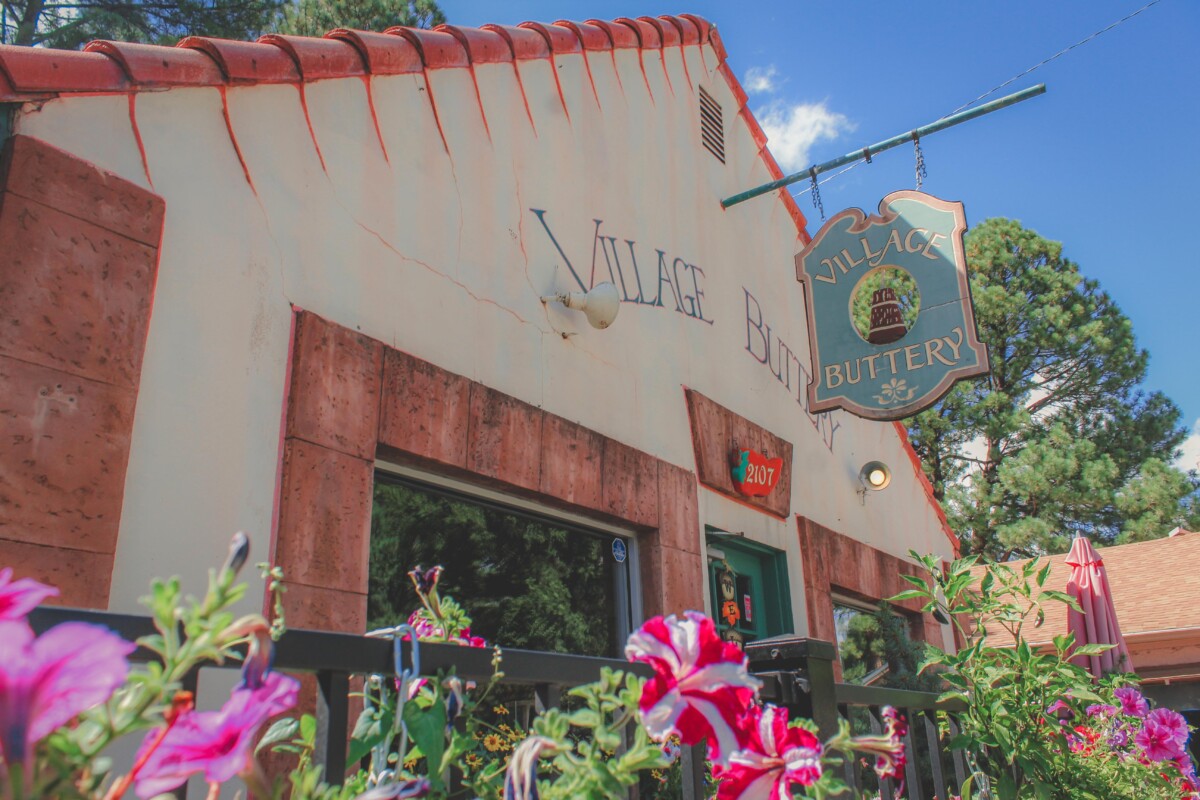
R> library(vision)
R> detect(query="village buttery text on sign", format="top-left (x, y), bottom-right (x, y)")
top-left (795, 191), bottom-right (989, 420)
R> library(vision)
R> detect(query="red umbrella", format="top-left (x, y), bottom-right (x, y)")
top-left (1065, 536), bottom-right (1133, 677)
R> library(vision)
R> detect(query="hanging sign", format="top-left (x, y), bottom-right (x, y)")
top-left (730, 448), bottom-right (783, 497)
top-left (795, 190), bottom-right (989, 420)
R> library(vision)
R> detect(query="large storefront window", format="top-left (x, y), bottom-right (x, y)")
top-left (369, 469), bottom-right (637, 658)
top-left (833, 596), bottom-right (917, 685)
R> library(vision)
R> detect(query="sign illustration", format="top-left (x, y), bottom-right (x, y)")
top-left (794, 190), bottom-right (989, 420)
top-left (730, 448), bottom-right (784, 497)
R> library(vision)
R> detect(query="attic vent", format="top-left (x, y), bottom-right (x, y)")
top-left (699, 86), bottom-right (725, 164)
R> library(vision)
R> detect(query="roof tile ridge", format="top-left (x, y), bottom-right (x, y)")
top-left (384, 26), bottom-right (469, 69)
top-left (83, 40), bottom-right (224, 87)
top-left (614, 17), bottom-right (661, 49)
top-left (0, 45), bottom-right (129, 98)
top-left (479, 24), bottom-right (551, 61)
top-left (176, 37), bottom-right (300, 84)
top-left (256, 33), bottom-right (366, 80)
top-left (555, 20), bottom-right (612, 52)
top-left (639, 16), bottom-right (680, 48)
top-left (325, 29), bottom-right (424, 74)
top-left (660, 15), bottom-right (701, 46)
top-left (516, 20), bottom-right (582, 54)
top-left (435, 24), bottom-right (513, 64)
top-left (583, 18), bottom-right (638, 50)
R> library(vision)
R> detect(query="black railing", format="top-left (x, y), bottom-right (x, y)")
top-left (30, 609), bottom-right (964, 799)
top-left (746, 634), bottom-right (969, 800)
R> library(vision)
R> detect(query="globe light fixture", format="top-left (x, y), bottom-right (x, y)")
top-left (859, 461), bottom-right (892, 491)
top-left (540, 282), bottom-right (620, 330)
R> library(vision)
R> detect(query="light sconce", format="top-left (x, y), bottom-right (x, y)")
top-left (540, 282), bottom-right (621, 330)
top-left (857, 461), bottom-right (892, 501)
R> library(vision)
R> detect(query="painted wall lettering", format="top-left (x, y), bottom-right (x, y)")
top-left (530, 209), bottom-right (714, 325)
top-left (744, 288), bottom-right (840, 453)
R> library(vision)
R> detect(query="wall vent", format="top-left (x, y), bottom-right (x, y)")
top-left (699, 86), bottom-right (725, 164)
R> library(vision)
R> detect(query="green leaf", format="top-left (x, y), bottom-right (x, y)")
top-left (887, 589), bottom-right (928, 603)
top-left (347, 704), bottom-right (394, 766)
top-left (256, 717), bottom-right (300, 754)
top-left (1038, 590), bottom-right (1083, 613)
top-left (1071, 643), bottom-right (1116, 657)
top-left (299, 713), bottom-right (317, 745)
top-left (403, 698), bottom-right (447, 790)
top-left (1035, 561), bottom-right (1052, 588)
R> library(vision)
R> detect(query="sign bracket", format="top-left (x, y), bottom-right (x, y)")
top-left (721, 84), bottom-right (1046, 209)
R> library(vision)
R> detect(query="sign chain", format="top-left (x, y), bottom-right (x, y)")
top-left (809, 168), bottom-right (825, 221)
top-left (912, 132), bottom-right (928, 190)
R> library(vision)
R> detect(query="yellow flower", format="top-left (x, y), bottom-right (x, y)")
top-left (464, 753), bottom-right (484, 769)
top-left (493, 704), bottom-right (510, 715)
top-left (483, 733), bottom-right (507, 752)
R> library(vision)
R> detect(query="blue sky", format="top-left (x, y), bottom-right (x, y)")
top-left (444, 1), bottom-right (1200, 467)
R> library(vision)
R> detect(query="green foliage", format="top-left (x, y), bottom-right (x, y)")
top-left (896, 552), bottom-right (1192, 799)
top-left (904, 218), bottom-right (1197, 559)
top-left (837, 602), bottom-right (943, 692)
top-left (849, 266), bottom-right (921, 341)
top-left (272, 0), bottom-right (442, 37)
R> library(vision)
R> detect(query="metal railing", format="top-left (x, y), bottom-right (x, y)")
top-left (30, 609), bottom-right (965, 799)
top-left (746, 634), bottom-right (969, 800)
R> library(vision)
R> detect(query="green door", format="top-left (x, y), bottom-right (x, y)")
top-left (707, 531), bottom-right (793, 647)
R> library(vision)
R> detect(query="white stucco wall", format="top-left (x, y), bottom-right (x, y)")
top-left (14, 38), bottom-right (956, 634)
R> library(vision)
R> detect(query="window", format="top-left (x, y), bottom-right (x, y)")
top-left (832, 594), bottom-right (916, 685)
top-left (369, 465), bottom-right (639, 658)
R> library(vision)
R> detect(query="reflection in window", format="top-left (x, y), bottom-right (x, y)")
top-left (369, 473), bottom-right (633, 658)
top-left (834, 601), bottom-right (890, 685)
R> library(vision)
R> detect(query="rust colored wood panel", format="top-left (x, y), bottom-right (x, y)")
top-left (466, 384), bottom-right (543, 493)
top-left (539, 413), bottom-right (604, 511)
top-left (0, 134), bottom-right (164, 247)
top-left (287, 311), bottom-right (383, 461)
top-left (0, 538), bottom-right (115, 609)
top-left (379, 347), bottom-right (471, 470)
top-left (0, 194), bottom-right (158, 389)
top-left (0, 357), bottom-right (136, 554)
top-left (684, 389), bottom-right (793, 518)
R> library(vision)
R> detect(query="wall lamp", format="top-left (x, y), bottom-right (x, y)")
top-left (857, 461), bottom-right (891, 503)
top-left (540, 282), bottom-right (620, 330)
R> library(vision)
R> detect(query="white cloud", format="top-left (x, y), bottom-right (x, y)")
top-left (743, 65), bottom-right (778, 95)
top-left (755, 101), bottom-right (855, 173)
top-left (1176, 418), bottom-right (1200, 473)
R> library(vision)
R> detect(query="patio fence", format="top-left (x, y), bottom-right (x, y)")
top-left (29, 609), bottom-right (967, 799)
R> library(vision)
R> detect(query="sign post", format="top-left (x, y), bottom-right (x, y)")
top-left (795, 190), bottom-right (988, 420)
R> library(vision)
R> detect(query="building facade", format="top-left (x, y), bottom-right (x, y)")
top-left (0, 14), bottom-right (958, 671)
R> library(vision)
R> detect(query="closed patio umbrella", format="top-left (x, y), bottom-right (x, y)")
top-left (1065, 536), bottom-right (1133, 677)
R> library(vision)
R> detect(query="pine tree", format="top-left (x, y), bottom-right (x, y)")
top-left (905, 218), bottom-right (1198, 560)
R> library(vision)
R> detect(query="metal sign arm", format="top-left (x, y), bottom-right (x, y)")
top-left (721, 84), bottom-right (1046, 209)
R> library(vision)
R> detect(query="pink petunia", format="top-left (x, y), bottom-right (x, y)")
top-left (0, 569), bottom-right (58, 621)
top-left (713, 705), bottom-right (823, 800)
top-left (1114, 687), bottom-right (1149, 718)
top-left (625, 612), bottom-right (762, 766)
top-left (133, 671), bottom-right (299, 798)
top-left (1145, 707), bottom-right (1190, 747)
top-left (0, 619), bottom-right (135, 766)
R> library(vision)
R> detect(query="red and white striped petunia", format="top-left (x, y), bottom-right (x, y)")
top-left (625, 611), bottom-right (762, 765)
top-left (714, 704), bottom-right (823, 800)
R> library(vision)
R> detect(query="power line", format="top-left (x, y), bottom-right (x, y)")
top-left (789, 0), bottom-right (1164, 201)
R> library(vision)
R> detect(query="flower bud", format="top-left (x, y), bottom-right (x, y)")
top-left (222, 531), bottom-right (251, 579)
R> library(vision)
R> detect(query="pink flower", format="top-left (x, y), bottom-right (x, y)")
top-left (1114, 687), bottom-right (1149, 718)
top-left (0, 619), bottom-right (134, 766)
top-left (625, 612), bottom-right (762, 765)
top-left (1135, 707), bottom-right (1191, 763)
top-left (850, 706), bottom-right (908, 785)
top-left (133, 671), bottom-right (299, 798)
top-left (0, 569), bottom-right (57, 621)
top-left (713, 705), bottom-right (823, 799)
top-left (1146, 707), bottom-right (1190, 747)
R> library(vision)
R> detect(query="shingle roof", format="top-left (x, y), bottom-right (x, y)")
top-left (974, 531), bottom-right (1200, 647)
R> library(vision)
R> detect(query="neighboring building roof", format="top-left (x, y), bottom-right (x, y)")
top-left (976, 531), bottom-right (1200, 648)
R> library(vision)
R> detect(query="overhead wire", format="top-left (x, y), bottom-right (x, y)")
top-left (786, 0), bottom-right (1165, 200)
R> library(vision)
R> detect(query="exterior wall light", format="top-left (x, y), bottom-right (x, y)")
top-left (541, 282), bottom-right (620, 330)
top-left (859, 461), bottom-right (892, 492)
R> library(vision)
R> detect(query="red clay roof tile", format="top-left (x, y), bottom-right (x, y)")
top-left (83, 41), bottom-right (224, 86)
top-left (436, 25), bottom-right (513, 64)
top-left (479, 24), bottom-right (551, 61)
top-left (325, 29), bottom-right (423, 74)
top-left (662, 15), bottom-right (700, 46)
top-left (257, 34), bottom-right (365, 79)
top-left (384, 27), bottom-right (468, 69)
top-left (515, 21), bottom-right (581, 55)
top-left (616, 17), bottom-right (661, 49)
top-left (642, 17), bottom-right (681, 48)
top-left (554, 20), bottom-right (610, 52)
top-left (0, 47), bottom-right (127, 93)
top-left (583, 19), bottom-right (639, 50)
top-left (176, 37), bottom-right (300, 83)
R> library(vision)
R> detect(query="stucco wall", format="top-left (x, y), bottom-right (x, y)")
top-left (8, 30), bottom-right (956, 635)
